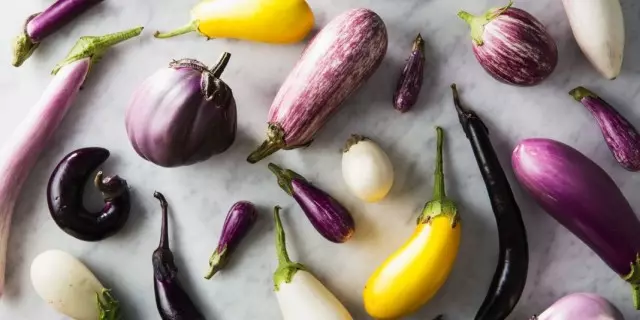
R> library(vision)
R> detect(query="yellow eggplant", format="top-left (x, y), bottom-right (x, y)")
top-left (363, 127), bottom-right (460, 319)
top-left (154, 0), bottom-right (314, 44)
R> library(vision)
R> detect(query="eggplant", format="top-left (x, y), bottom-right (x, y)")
top-left (532, 293), bottom-right (624, 320)
top-left (47, 147), bottom-right (130, 242)
top-left (268, 163), bottom-right (355, 243)
top-left (393, 34), bottom-right (426, 113)
top-left (205, 201), bottom-right (257, 279)
top-left (569, 86), bottom-right (640, 171)
top-left (512, 138), bottom-right (640, 308)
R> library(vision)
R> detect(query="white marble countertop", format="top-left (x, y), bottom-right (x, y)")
top-left (1, 0), bottom-right (640, 319)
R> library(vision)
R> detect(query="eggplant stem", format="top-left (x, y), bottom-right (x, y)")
top-left (412, 34), bottom-right (425, 54)
top-left (154, 20), bottom-right (199, 39)
top-left (623, 254), bottom-right (640, 309)
top-left (457, 1), bottom-right (512, 46)
top-left (633, 285), bottom-right (640, 310)
top-left (12, 13), bottom-right (41, 67)
top-left (97, 288), bottom-right (121, 320)
top-left (342, 134), bottom-right (368, 153)
top-left (248, 124), bottom-right (288, 163)
top-left (568, 86), bottom-right (598, 101)
top-left (204, 246), bottom-right (227, 280)
top-left (432, 127), bottom-right (446, 201)
top-left (154, 192), bottom-right (170, 249)
top-left (273, 206), bottom-right (305, 291)
top-left (211, 52), bottom-right (231, 78)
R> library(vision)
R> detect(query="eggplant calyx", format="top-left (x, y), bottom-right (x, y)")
top-left (622, 254), bottom-right (640, 309)
top-left (412, 34), bottom-right (425, 55)
top-left (457, 1), bottom-right (513, 46)
top-left (569, 86), bottom-right (598, 102)
top-left (94, 172), bottom-right (128, 200)
top-left (342, 134), bottom-right (369, 153)
top-left (204, 246), bottom-right (228, 280)
top-left (154, 20), bottom-right (201, 39)
top-left (268, 163), bottom-right (306, 196)
top-left (97, 288), bottom-right (121, 320)
top-left (273, 206), bottom-right (306, 291)
top-left (247, 124), bottom-right (288, 163)
top-left (12, 13), bottom-right (41, 67)
top-left (171, 53), bottom-right (232, 101)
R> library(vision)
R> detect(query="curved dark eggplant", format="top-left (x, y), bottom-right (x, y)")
top-left (47, 147), bottom-right (130, 241)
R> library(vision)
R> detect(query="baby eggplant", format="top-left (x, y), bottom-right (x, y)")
top-left (47, 147), bottom-right (130, 241)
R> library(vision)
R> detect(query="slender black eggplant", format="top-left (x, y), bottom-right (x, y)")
top-left (451, 84), bottom-right (529, 320)
top-left (152, 192), bottom-right (205, 320)
top-left (47, 147), bottom-right (130, 241)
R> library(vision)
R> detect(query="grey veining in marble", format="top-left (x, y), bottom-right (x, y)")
top-left (1, 0), bottom-right (640, 319)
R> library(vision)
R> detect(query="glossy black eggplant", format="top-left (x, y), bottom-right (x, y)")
top-left (47, 147), bottom-right (130, 241)
top-left (152, 192), bottom-right (205, 320)
top-left (451, 84), bottom-right (529, 320)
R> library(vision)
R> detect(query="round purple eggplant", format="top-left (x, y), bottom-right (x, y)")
top-left (268, 163), bottom-right (355, 243)
top-left (393, 34), bottom-right (426, 113)
top-left (532, 293), bottom-right (624, 320)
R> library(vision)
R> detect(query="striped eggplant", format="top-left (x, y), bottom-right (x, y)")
top-left (393, 34), bottom-right (425, 113)
top-left (458, 2), bottom-right (558, 86)
top-left (247, 8), bottom-right (388, 163)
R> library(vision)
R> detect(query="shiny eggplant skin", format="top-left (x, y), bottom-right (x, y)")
top-left (47, 147), bottom-right (130, 241)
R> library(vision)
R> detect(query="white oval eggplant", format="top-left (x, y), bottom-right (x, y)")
top-left (341, 135), bottom-right (394, 202)
top-left (30, 250), bottom-right (120, 320)
top-left (562, 0), bottom-right (625, 79)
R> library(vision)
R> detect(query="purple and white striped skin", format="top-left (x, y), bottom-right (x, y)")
top-left (247, 8), bottom-right (388, 163)
top-left (126, 54), bottom-right (237, 168)
top-left (458, 2), bottom-right (558, 86)
top-left (532, 293), bottom-right (624, 320)
top-left (393, 34), bottom-right (425, 113)
top-left (512, 138), bottom-right (640, 308)
top-left (268, 163), bottom-right (355, 243)
top-left (0, 26), bottom-right (141, 296)
top-left (205, 201), bottom-right (257, 279)
top-left (570, 86), bottom-right (640, 171)
top-left (12, 0), bottom-right (104, 67)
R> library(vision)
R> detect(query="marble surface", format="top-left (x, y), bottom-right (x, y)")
top-left (1, 0), bottom-right (640, 319)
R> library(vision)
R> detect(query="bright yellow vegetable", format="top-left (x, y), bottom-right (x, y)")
top-left (363, 127), bottom-right (460, 320)
top-left (154, 0), bottom-right (315, 44)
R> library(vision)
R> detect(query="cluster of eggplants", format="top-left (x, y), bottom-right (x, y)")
top-left (569, 86), bottom-right (640, 171)
top-left (512, 138), bottom-right (640, 308)
top-left (268, 163), bottom-right (355, 243)
top-left (393, 34), bottom-right (425, 112)
top-left (458, 2), bottom-right (558, 86)
top-left (126, 53), bottom-right (237, 167)
top-left (532, 293), bottom-right (624, 320)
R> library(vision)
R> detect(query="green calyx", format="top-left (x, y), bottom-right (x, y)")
top-left (12, 13), bottom-right (40, 67)
top-left (154, 20), bottom-right (204, 39)
top-left (204, 246), bottom-right (227, 280)
top-left (342, 134), bottom-right (368, 153)
top-left (457, 1), bottom-right (513, 46)
top-left (97, 288), bottom-right (121, 320)
top-left (247, 124), bottom-right (287, 164)
top-left (52, 26), bottom-right (144, 75)
top-left (273, 206), bottom-right (306, 291)
top-left (417, 127), bottom-right (459, 227)
top-left (267, 163), bottom-right (306, 196)
top-left (622, 254), bottom-right (640, 309)
top-left (569, 86), bottom-right (598, 102)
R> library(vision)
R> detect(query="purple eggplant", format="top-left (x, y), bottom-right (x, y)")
top-left (570, 86), bottom-right (640, 171)
top-left (152, 192), bottom-right (205, 320)
top-left (47, 147), bottom-right (130, 241)
top-left (393, 34), bottom-right (425, 113)
top-left (13, 0), bottom-right (104, 67)
top-left (268, 163), bottom-right (355, 243)
top-left (532, 293), bottom-right (624, 320)
top-left (126, 53), bottom-right (237, 168)
top-left (204, 201), bottom-right (257, 279)
top-left (457, 2), bottom-right (558, 86)
top-left (512, 138), bottom-right (640, 308)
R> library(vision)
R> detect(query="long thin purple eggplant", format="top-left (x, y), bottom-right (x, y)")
top-left (570, 86), bottom-right (640, 171)
top-left (12, 0), bottom-right (104, 67)
top-left (393, 34), bottom-right (425, 113)
top-left (268, 163), bottom-right (355, 243)
top-left (204, 201), bottom-right (257, 279)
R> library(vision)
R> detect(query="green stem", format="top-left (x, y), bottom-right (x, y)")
top-left (569, 86), bottom-right (598, 101)
top-left (623, 254), bottom-right (640, 309)
top-left (268, 163), bottom-right (306, 196)
top-left (457, 1), bottom-right (513, 46)
top-left (633, 285), bottom-right (640, 310)
top-left (457, 11), bottom-right (475, 24)
top-left (247, 124), bottom-right (287, 164)
top-left (154, 20), bottom-right (199, 39)
top-left (432, 127), bottom-right (446, 201)
top-left (273, 206), bottom-right (305, 291)
top-left (97, 288), bottom-right (121, 320)
top-left (204, 247), bottom-right (227, 280)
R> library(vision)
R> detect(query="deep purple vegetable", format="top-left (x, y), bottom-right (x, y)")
top-left (268, 163), bottom-right (355, 243)
top-left (247, 8), bottom-right (388, 163)
top-left (457, 1), bottom-right (558, 86)
top-left (126, 53), bottom-right (237, 168)
top-left (512, 138), bottom-right (640, 308)
top-left (0, 26), bottom-right (141, 297)
top-left (393, 34), bottom-right (425, 113)
top-left (532, 293), bottom-right (624, 320)
top-left (204, 201), bottom-right (257, 279)
top-left (12, 0), bottom-right (104, 67)
top-left (152, 192), bottom-right (205, 320)
top-left (569, 86), bottom-right (640, 171)
top-left (47, 147), bottom-right (130, 242)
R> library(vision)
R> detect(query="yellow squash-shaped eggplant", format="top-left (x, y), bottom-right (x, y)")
top-left (154, 0), bottom-right (314, 44)
top-left (363, 127), bottom-right (461, 319)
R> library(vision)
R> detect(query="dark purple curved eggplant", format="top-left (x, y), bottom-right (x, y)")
top-left (204, 201), bottom-right (257, 279)
top-left (267, 163), bottom-right (355, 243)
top-left (47, 147), bottom-right (130, 241)
top-left (393, 34), bottom-right (425, 113)
top-left (153, 192), bottom-right (205, 320)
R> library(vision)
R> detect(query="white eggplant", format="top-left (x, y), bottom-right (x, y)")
top-left (562, 0), bottom-right (625, 79)
top-left (341, 135), bottom-right (394, 202)
top-left (272, 207), bottom-right (353, 320)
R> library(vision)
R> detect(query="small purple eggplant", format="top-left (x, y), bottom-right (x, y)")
top-left (393, 34), bottom-right (425, 113)
top-left (13, 0), bottom-right (104, 67)
top-left (570, 86), bottom-right (640, 171)
top-left (268, 163), bottom-right (355, 243)
top-left (532, 293), bottom-right (624, 320)
top-left (204, 201), bottom-right (257, 279)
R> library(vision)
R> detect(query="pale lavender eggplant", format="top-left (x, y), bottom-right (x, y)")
top-left (532, 293), bottom-right (624, 320)
top-left (247, 8), bottom-right (388, 163)
top-left (126, 53), bottom-right (237, 168)
top-left (512, 138), bottom-right (640, 308)
top-left (12, 0), bottom-right (104, 67)
top-left (570, 86), bottom-right (640, 171)
top-left (393, 34), bottom-right (425, 113)
top-left (458, 2), bottom-right (558, 86)
top-left (268, 163), bottom-right (355, 243)
top-left (204, 201), bottom-right (257, 279)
